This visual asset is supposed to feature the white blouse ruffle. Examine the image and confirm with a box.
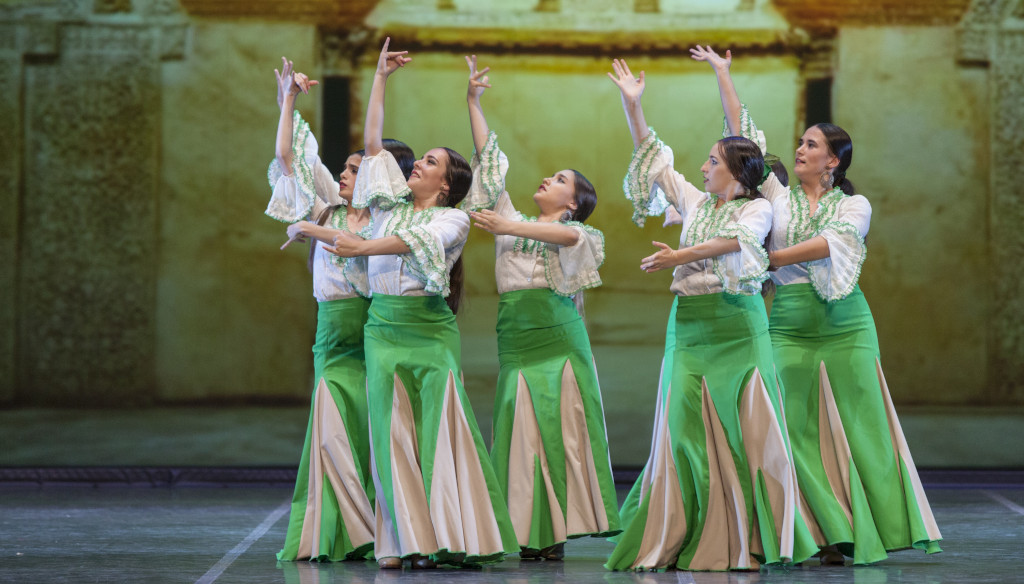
[354,150,469,297]
[623,128,770,296]
[465,131,604,296]
[264,110,367,300]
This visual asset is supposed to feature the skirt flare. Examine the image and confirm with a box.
[770,283,942,564]
[607,293,818,571]
[364,294,518,565]
[490,289,621,552]
[278,297,376,562]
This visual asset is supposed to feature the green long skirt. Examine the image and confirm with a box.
[278,297,375,562]
[490,289,621,552]
[770,283,942,564]
[364,294,518,565]
[607,293,818,571]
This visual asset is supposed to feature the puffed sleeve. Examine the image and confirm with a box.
[394,208,470,296]
[711,198,771,295]
[623,128,707,227]
[461,130,510,212]
[758,170,787,204]
[352,149,412,212]
[265,111,343,222]
[807,195,871,302]
[722,104,767,155]
[544,222,605,297]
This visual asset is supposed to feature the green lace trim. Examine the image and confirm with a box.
[511,215,544,254]
[683,195,746,247]
[264,110,317,223]
[808,220,867,303]
[723,104,765,152]
[463,130,504,212]
[786,185,845,247]
[623,128,670,227]
[547,221,605,296]
[383,203,450,294]
[711,222,769,296]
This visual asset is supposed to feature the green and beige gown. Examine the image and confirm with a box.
[353,150,519,565]
[462,132,621,553]
[606,129,817,571]
[266,111,375,561]
[737,112,942,564]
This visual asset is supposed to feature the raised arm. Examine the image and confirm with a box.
[465,55,492,155]
[274,57,318,173]
[607,59,649,148]
[690,46,741,136]
[365,37,411,157]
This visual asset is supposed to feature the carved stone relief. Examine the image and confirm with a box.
[5,0,187,405]
[958,0,1024,401]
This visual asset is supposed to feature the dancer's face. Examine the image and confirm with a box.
[408,148,449,201]
[532,170,577,217]
[699,143,738,197]
[337,153,362,201]
[794,126,837,185]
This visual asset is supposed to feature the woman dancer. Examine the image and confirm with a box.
[268,58,410,562]
[325,39,518,569]
[693,45,942,565]
[604,59,816,571]
[461,56,620,561]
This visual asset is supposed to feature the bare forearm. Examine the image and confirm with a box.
[769,236,830,268]
[275,94,296,172]
[364,74,387,156]
[677,236,742,265]
[621,96,650,149]
[504,221,579,246]
[467,97,490,155]
[356,235,410,256]
[715,68,742,137]
[301,224,342,245]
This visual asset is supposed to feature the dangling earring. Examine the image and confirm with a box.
[819,168,834,190]
[560,209,574,222]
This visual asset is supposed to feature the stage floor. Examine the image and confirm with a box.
[0,485,1019,584]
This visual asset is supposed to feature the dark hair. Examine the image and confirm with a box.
[382,139,416,180]
[717,136,765,200]
[438,147,473,315]
[813,123,855,196]
[562,170,597,223]
[765,153,789,187]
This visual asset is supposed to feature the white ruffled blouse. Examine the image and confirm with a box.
[731,109,871,302]
[352,149,470,297]
[265,110,369,301]
[624,128,771,297]
[462,132,605,296]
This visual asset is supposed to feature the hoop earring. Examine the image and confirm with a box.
[819,169,834,190]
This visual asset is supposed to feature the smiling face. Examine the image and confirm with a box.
[337,153,362,202]
[794,126,838,185]
[407,147,450,201]
[532,169,577,217]
[699,143,739,197]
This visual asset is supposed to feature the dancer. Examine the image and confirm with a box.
[267,58,416,562]
[604,58,816,571]
[461,56,620,561]
[325,39,518,569]
[693,44,942,565]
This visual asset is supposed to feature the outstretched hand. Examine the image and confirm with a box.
[375,37,411,79]
[607,58,645,102]
[465,55,491,101]
[469,209,513,236]
[689,45,731,73]
[640,241,679,272]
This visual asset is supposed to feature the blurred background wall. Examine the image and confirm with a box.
[1,0,1021,467]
